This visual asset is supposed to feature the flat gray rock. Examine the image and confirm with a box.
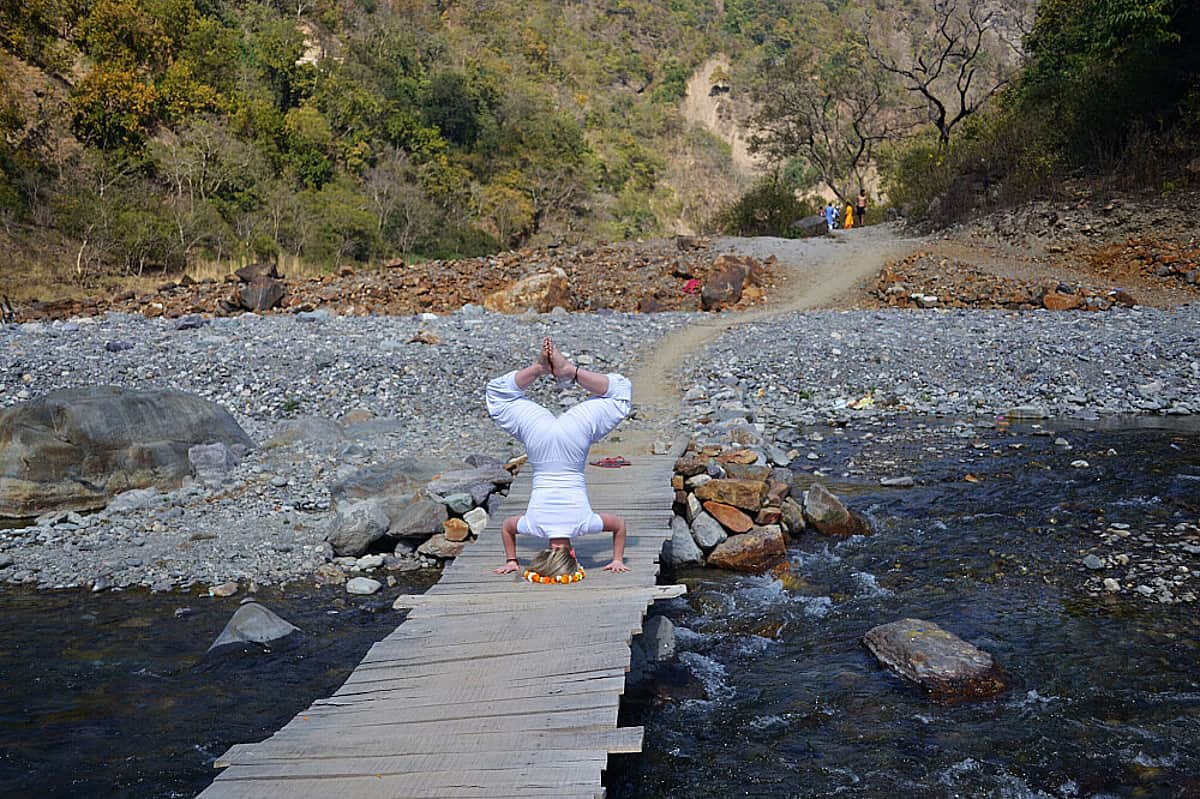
[345,576,382,595]
[689,511,728,550]
[208,602,300,651]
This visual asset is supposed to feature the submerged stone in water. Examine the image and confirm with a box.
[208,602,300,651]
[862,618,1007,703]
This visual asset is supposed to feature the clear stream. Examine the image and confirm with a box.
[0,421,1197,798]
[610,419,1200,799]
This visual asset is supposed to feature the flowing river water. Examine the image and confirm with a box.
[610,418,1200,799]
[0,575,436,798]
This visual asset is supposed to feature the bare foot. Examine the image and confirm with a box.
[494,561,520,575]
[537,337,552,375]
[545,338,572,379]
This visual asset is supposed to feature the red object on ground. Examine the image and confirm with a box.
[682,278,701,294]
[589,456,632,468]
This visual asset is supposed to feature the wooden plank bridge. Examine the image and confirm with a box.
[200,453,678,799]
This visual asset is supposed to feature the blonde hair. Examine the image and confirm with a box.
[526,546,579,578]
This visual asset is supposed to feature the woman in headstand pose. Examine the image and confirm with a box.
[486,337,632,580]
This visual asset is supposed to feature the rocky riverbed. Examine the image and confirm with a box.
[0,308,690,591]
[2,298,1198,595]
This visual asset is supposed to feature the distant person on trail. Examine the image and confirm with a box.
[486,337,631,582]
[856,190,868,226]
[844,202,855,229]
[824,202,838,232]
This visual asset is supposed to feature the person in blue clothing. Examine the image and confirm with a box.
[824,201,839,232]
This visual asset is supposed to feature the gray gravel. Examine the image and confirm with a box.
[679,305,1200,431]
[0,308,691,591]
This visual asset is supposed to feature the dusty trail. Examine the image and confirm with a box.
[595,225,919,456]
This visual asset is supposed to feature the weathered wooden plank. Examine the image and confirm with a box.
[215,727,643,767]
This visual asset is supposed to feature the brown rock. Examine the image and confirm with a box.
[671,474,684,490]
[1110,288,1137,307]
[673,455,708,478]
[694,478,768,513]
[208,581,238,597]
[803,483,871,537]
[862,618,1008,703]
[766,480,790,505]
[723,463,771,482]
[1042,291,1081,311]
[313,563,347,586]
[755,506,782,525]
[703,501,754,533]
[238,276,285,311]
[706,526,786,573]
[700,259,747,311]
[443,518,470,542]
[483,267,571,313]
[780,496,806,537]
[716,449,758,465]
[417,533,465,559]
[408,330,441,345]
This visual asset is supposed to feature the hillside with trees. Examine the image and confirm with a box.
[0,0,1196,297]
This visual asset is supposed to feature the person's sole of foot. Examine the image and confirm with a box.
[546,338,573,386]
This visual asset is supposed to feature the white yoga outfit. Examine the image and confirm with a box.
[486,371,632,539]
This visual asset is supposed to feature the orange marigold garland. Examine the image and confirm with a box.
[522,567,586,584]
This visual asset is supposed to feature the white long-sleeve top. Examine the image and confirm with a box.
[486,371,632,538]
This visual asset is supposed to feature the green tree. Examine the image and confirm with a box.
[80,0,172,69]
[422,71,482,148]
[69,67,158,151]
[750,43,900,202]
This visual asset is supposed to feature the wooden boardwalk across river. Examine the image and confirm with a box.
[200,453,678,799]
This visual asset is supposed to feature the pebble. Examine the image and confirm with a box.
[346,576,382,595]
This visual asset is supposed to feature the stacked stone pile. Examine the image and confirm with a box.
[319,454,522,591]
[663,438,871,574]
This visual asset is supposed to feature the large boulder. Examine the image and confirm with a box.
[329,457,449,517]
[388,498,448,539]
[483,267,572,313]
[0,387,253,518]
[236,276,285,311]
[208,602,299,651]
[700,254,763,311]
[803,483,871,537]
[425,466,514,507]
[694,478,767,514]
[862,618,1008,703]
[706,526,786,573]
[325,498,390,557]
